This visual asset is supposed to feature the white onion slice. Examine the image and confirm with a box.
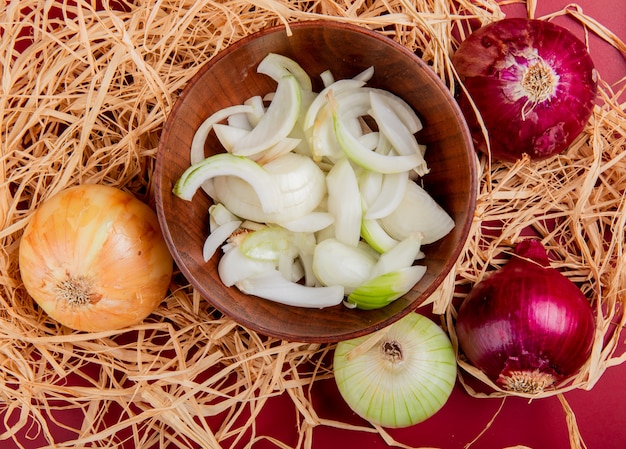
[213,152,326,223]
[232,75,301,157]
[331,95,424,173]
[213,123,250,152]
[369,232,423,279]
[312,238,377,293]
[235,269,344,308]
[218,246,275,287]
[256,53,313,91]
[277,212,334,233]
[347,265,427,310]
[360,218,399,254]
[364,170,409,219]
[326,158,362,247]
[173,153,282,215]
[243,95,265,127]
[303,79,366,130]
[203,220,242,262]
[369,91,429,176]
[380,180,455,244]
[190,104,255,164]
[208,203,239,232]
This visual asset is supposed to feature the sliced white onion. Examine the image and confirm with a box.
[303,79,366,130]
[312,238,377,293]
[235,269,344,308]
[369,91,429,176]
[320,69,335,87]
[176,53,456,311]
[360,218,399,254]
[203,220,242,262]
[227,111,253,130]
[173,153,282,215]
[251,137,302,165]
[380,179,455,244]
[347,265,427,310]
[213,152,326,223]
[364,170,409,219]
[218,246,275,287]
[358,170,384,208]
[243,95,265,127]
[277,211,334,233]
[326,157,362,247]
[232,75,301,157]
[213,123,250,152]
[353,66,375,82]
[239,226,295,262]
[208,203,240,232]
[190,104,254,164]
[309,105,343,162]
[256,52,313,91]
[330,95,424,174]
[369,232,423,279]
[366,87,423,134]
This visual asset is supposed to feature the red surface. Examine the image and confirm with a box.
[7,1,626,448]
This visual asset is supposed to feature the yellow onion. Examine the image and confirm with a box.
[19,184,173,332]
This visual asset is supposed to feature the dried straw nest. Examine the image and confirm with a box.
[0,1,624,448]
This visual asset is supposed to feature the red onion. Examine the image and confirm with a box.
[452,18,597,162]
[455,239,595,394]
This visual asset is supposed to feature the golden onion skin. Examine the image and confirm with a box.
[19,184,173,332]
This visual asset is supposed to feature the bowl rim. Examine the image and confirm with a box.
[154,19,477,342]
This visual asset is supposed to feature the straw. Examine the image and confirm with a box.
[1,1,624,448]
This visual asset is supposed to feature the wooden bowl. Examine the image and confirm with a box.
[155,21,477,343]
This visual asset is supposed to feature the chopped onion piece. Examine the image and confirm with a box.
[173,153,282,215]
[236,270,345,308]
[218,246,275,287]
[380,180,454,244]
[353,66,375,82]
[367,87,423,134]
[209,203,240,231]
[213,123,250,152]
[213,152,326,223]
[313,238,377,294]
[232,75,301,157]
[360,219,399,253]
[364,171,409,219]
[369,91,429,176]
[330,94,424,173]
[326,158,362,247]
[347,265,427,310]
[256,53,313,91]
[320,69,335,87]
[240,227,294,262]
[190,104,254,164]
[277,212,334,233]
[227,111,253,130]
[243,95,265,127]
[303,79,366,130]
[251,137,302,165]
[203,220,242,262]
[369,232,423,279]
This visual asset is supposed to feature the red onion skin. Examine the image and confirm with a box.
[455,240,595,394]
[452,18,598,162]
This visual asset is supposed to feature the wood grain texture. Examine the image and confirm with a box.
[155,21,477,343]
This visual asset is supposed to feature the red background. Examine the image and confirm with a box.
[7,0,626,448]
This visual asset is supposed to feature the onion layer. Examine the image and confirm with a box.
[452,18,597,161]
[19,185,173,332]
[455,239,595,395]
